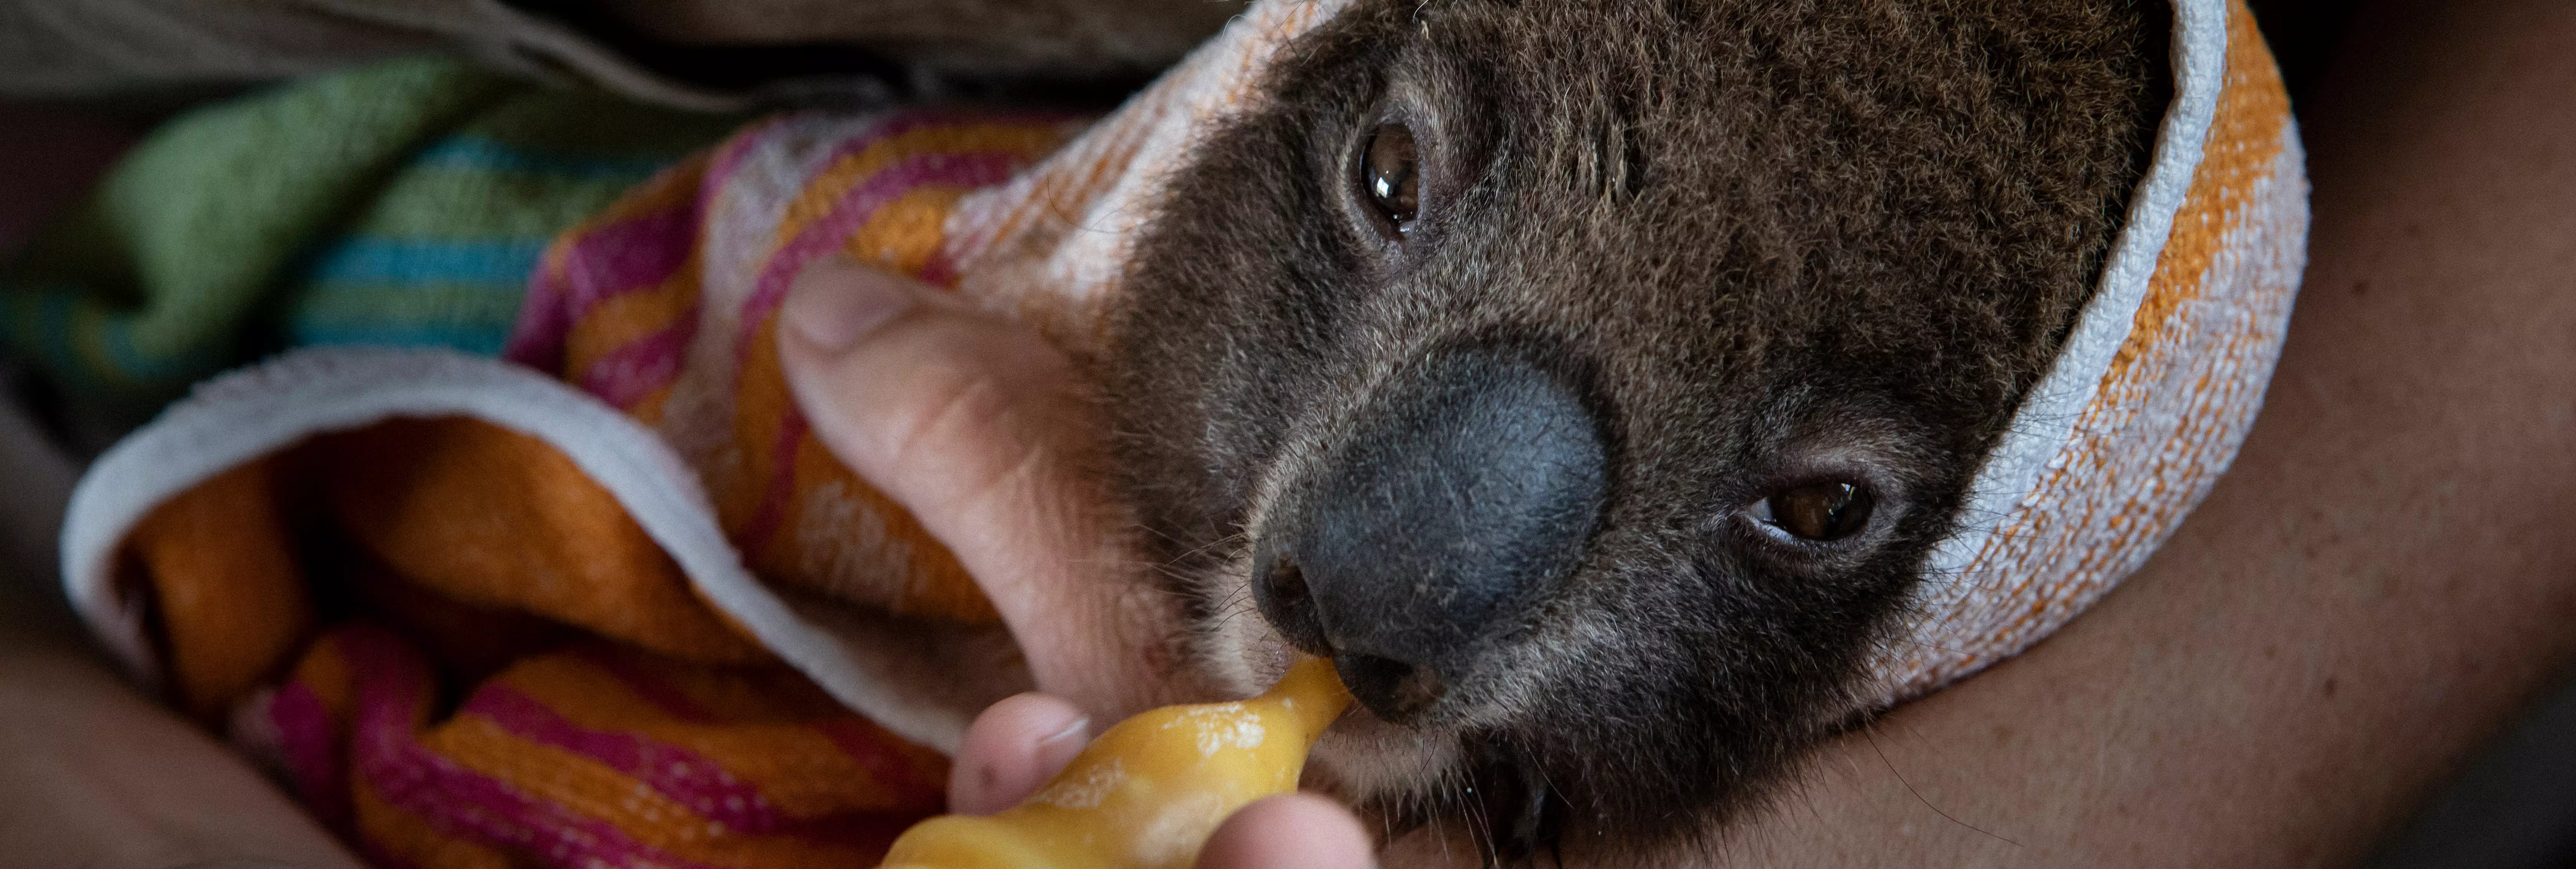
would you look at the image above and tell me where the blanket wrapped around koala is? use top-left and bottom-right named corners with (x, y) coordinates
top-left (39, 0), bottom-right (2301, 865)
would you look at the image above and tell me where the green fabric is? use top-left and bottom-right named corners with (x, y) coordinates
top-left (1, 57), bottom-right (739, 423)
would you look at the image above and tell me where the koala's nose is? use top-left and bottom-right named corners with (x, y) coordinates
top-left (1252, 347), bottom-right (1606, 723)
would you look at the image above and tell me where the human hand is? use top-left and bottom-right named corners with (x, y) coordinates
top-left (778, 254), bottom-right (1173, 718)
top-left (777, 256), bottom-right (1375, 868)
top-left (945, 691), bottom-right (1374, 869)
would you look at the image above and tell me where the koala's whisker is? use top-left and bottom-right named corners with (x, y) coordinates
top-left (1860, 728), bottom-right (2022, 848)
top-left (1208, 586), bottom-right (1262, 626)
top-left (1117, 516), bottom-right (1185, 548)
top-left (1159, 529), bottom-right (1252, 573)
top-left (1055, 525), bottom-right (1253, 589)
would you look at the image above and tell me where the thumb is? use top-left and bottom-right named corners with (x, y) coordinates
top-left (777, 254), bottom-right (1175, 718)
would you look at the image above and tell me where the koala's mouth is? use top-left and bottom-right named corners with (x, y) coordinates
top-left (1194, 341), bottom-right (1607, 859)
top-left (1452, 736), bottom-right (1574, 863)
top-left (1258, 646), bottom-right (1570, 862)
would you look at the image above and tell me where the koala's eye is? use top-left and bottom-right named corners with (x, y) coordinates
top-left (1362, 122), bottom-right (1420, 233)
top-left (1749, 482), bottom-right (1875, 541)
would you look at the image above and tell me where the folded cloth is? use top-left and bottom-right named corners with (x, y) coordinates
top-left (0, 56), bottom-right (741, 425)
top-left (0, 0), bottom-right (754, 108)
top-left (0, 0), bottom-right (1238, 110)
top-left (49, 0), bottom-right (2303, 866)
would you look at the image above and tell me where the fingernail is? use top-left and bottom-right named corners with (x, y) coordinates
top-left (1038, 716), bottom-right (1093, 747)
top-left (784, 254), bottom-right (917, 354)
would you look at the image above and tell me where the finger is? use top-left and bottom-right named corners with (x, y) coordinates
top-left (948, 692), bottom-right (1093, 815)
top-left (1195, 793), bottom-right (1375, 869)
top-left (777, 255), bottom-right (1176, 716)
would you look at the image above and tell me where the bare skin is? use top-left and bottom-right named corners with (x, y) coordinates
top-left (0, 577), bottom-right (367, 869)
top-left (3, 0), bottom-right (2573, 865)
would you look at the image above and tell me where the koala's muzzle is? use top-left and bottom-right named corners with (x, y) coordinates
top-left (1252, 347), bottom-right (1605, 723)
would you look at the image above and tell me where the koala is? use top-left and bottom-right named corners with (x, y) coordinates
top-left (1095, 0), bottom-right (2171, 861)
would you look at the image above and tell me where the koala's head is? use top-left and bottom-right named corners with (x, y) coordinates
top-left (1099, 0), bottom-right (2167, 858)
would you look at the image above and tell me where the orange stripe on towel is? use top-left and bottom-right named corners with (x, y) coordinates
top-left (2110, 0), bottom-right (2290, 380)
top-left (127, 457), bottom-right (314, 723)
top-left (144, 110), bottom-right (1084, 869)
top-left (270, 625), bottom-right (939, 869)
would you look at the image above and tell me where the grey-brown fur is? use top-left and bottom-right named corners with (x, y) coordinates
top-left (1096, 0), bottom-right (2167, 859)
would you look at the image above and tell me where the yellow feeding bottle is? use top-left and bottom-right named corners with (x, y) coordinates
top-left (880, 657), bottom-right (1353, 869)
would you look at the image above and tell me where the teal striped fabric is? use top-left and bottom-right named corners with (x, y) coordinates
top-left (0, 58), bottom-right (741, 422)
top-left (283, 90), bottom-right (740, 360)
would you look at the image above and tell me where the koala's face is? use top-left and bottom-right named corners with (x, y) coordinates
top-left (1101, 0), bottom-right (2164, 857)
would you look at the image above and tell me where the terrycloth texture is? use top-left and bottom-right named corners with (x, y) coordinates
top-left (252, 624), bottom-right (947, 868)
top-left (502, 111), bottom-right (1085, 622)
top-left (54, 0), bottom-right (2303, 866)
top-left (0, 57), bottom-right (739, 423)
top-left (62, 106), bottom-right (1081, 866)
top-left (1870, 0), bottom-right (2309, 699)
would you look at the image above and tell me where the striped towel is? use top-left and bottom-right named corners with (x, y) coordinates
top-left (500, 111), bottom-right (1083, 623)
top-left (251, 624), bottom-right (946, 868)
top-left (86, 107), bottom-right (1085, 868)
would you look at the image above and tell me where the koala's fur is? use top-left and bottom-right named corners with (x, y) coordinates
top-left (1094, 0), bottom-right (2169, 860)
